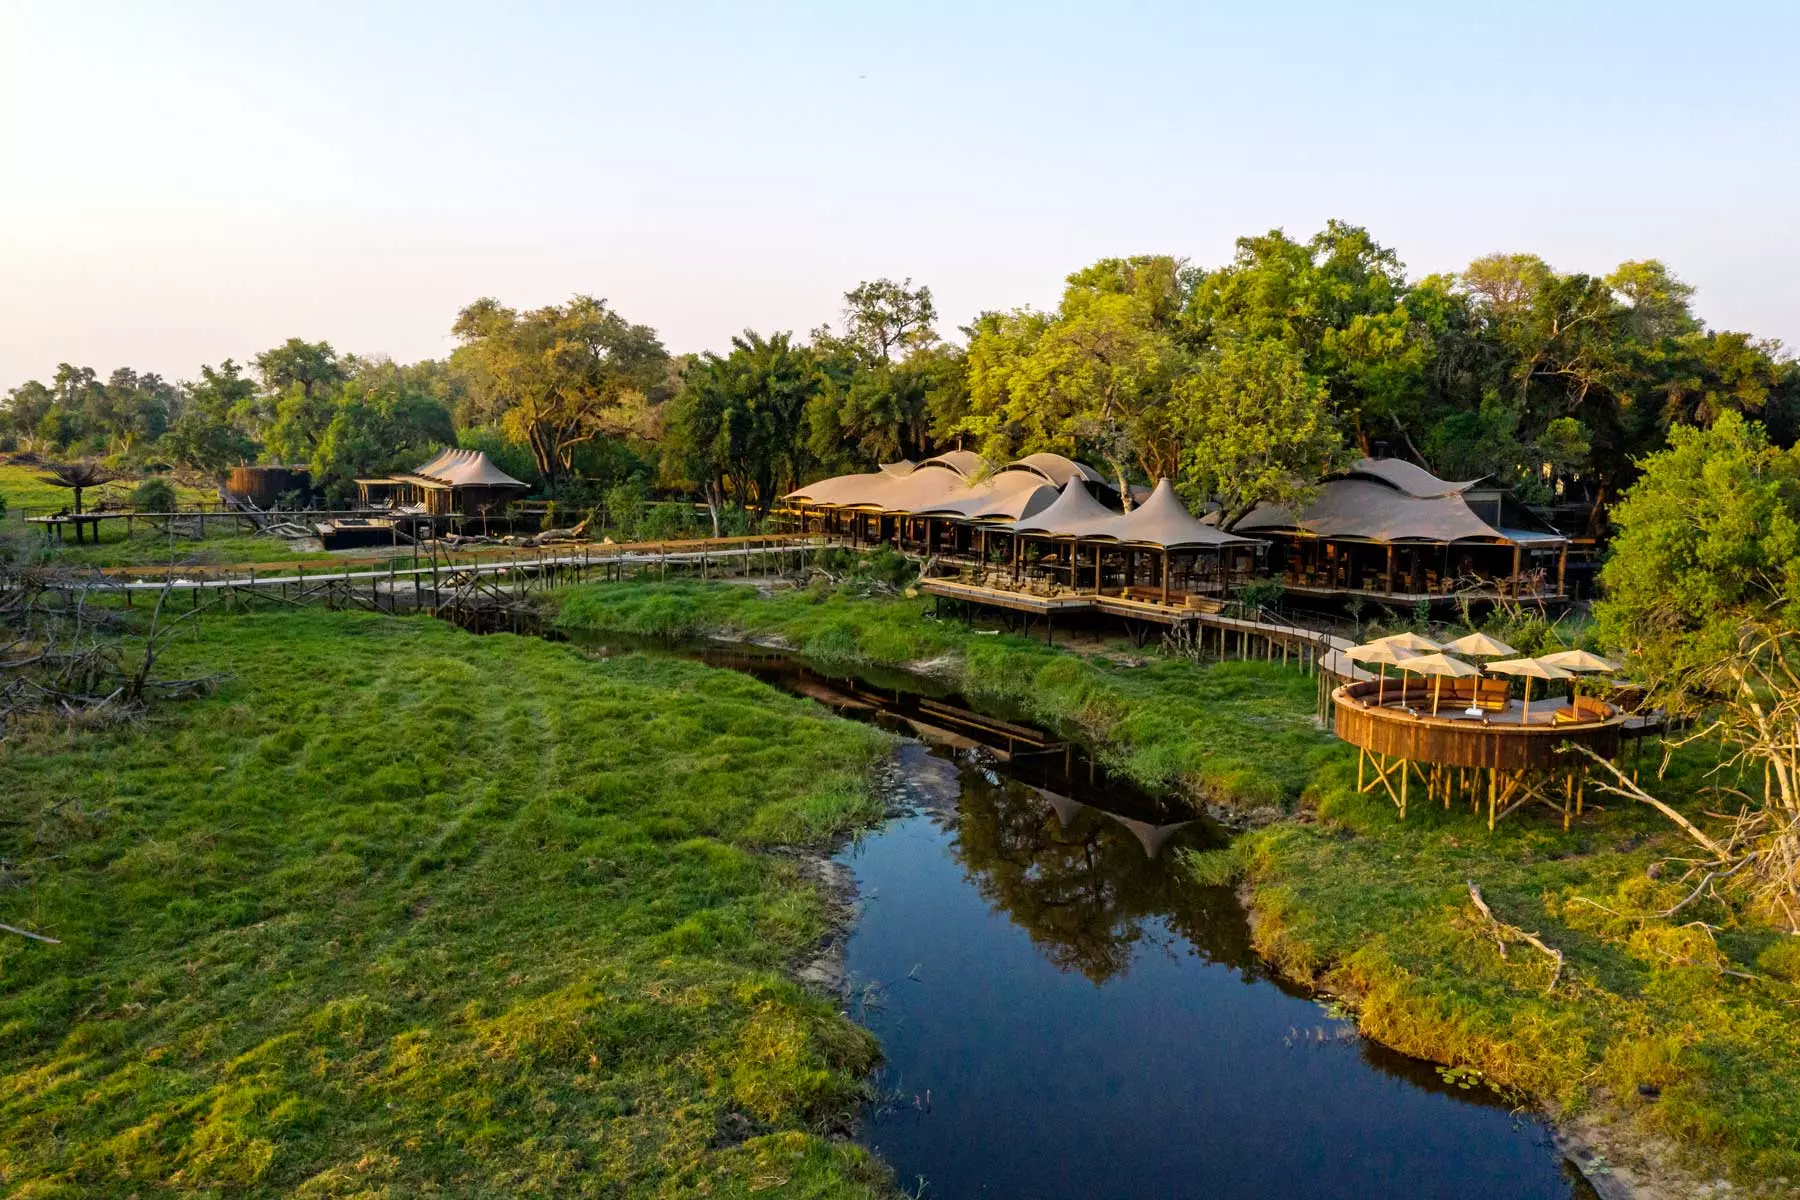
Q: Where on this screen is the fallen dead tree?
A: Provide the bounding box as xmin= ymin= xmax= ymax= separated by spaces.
xmin=431 ymin=517 xmax=591 ymax=551
xmin=0 ymin=563 xmax=217 ymax=737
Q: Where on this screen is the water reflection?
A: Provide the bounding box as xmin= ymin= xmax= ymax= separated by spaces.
xmin=949 ymin=766 xmax=1259 ymax=984
xmin=847 ymin=754 xmax=1594 ymax=1200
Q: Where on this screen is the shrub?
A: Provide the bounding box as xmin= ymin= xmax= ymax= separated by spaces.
xmin=130 ymin=477 xmax=177 ymax=513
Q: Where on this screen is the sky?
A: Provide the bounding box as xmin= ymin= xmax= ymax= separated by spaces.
xmin=3 ymin=0 xmax=1798 ymax=387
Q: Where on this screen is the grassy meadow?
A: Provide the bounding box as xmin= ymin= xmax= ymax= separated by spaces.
xmin=0 ymin=610 xmax=896 ymax=1197
xmin=0 ymin=461 xmax=340 ymax=570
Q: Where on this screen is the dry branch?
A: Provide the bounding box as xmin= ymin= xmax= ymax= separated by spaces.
xmin=1467 ymin=880 xmax=1565 ymax=994
xmin=0 ymin=921 xmax=60 ymax=945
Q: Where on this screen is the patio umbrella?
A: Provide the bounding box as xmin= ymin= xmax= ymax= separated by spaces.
xmin=1397 ymin=651 xmax=1481 ymax=716
xmin=1373 ymin=631 xmax=1443 ymax=653
xmin=1346 ymin=641 xmax=1417 ymax=708
xmin=1535 ymin=648 xmax=1619 ymax=705
xmin=1536 ymin=649 xmax=1619 ymax=673
xmin=1484 ymin=657 xmax=1574 ymax=725
xmin=1443 ymin=632 xmax=1518 ymax=658
xmin=1443 ymin=633 xmax=1518 ymax=715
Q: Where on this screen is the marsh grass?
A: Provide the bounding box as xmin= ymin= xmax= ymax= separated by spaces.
xmin=1234 ymin=747 xmax=1800 ymax=1183
xmin=551 ymin=581 xmax=1344 ymax=809
xmin=0 ymin=610 xmax=895 ymax=1197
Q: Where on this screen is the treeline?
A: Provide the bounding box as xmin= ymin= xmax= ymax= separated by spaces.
xmin=4 ymin=221 xmax=1795 ymax=533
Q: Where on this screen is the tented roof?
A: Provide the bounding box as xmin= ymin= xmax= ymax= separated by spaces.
xmin=1002 ymin=453 xmax=1106 ymax=488
xmin=409 ymin=448 xmax=528 ymax=490
xmin=1106 ymin=479 xmax=1256 ymax=549
xmin=1010 ymin=479 xmax=1118 ymax=537
xmin=787 ymin=457 xmax=1060 ymax=521
xmin=1346 ymin=457 xmax=1482 ymax=498
xmin=787 ymin=453 xmax=1107 ymax=522
xmin=1235 ymin=472 xmax=1565 ymax=546
xmin=916 ymin=450 xmax=991 ymax=479
xmin=1010 ymin=479 xmax=1259 ymax=550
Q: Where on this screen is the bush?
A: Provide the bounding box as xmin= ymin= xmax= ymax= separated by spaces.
xmin=1237 ymin=579 xmax=1286 ymax=613
xmin=130 ymin=477 xmax=177 ymax=513
xmin=604 ymin=481 xmax=647 ymax=539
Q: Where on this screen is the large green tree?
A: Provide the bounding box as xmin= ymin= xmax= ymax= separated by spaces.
xmin=1175 ymin=338 xmax=1351 ymax=528
xmin=663 ymin=331 xmax=820 ymax=532
xmin=1596 ymin=412 xmax=1800 ymax=925
xmin=958 ymin=257 xmax=1191 ymax=503
xmin=450 ymin=296 xmax=669 ymax=488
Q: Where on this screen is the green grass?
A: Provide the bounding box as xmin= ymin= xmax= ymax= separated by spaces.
xmin=1219 ymin=747 xmax=1800 ymax=1184
xmin=0 ymin=461 xmax=213 ymax=514
xmin=0 ymin=610 xmax=896 ymax=1197
xmin=550 ymin=580 xmax=1345 ymax=810
xmin=0 ymin=461 xmax=338 ymax=569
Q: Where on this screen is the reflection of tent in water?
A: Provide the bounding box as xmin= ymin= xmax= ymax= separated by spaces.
xmin=1033 ymin=786 xmax=1193 ymax=860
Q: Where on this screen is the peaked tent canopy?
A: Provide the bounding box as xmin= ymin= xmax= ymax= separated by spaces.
xmin=1106 ymin=479 xmax=1258 ymax=550
xmin=1009 ymin=479 xmax=1118 ymax=538
xmin=410 ymin=448 xmax=528 ymax=490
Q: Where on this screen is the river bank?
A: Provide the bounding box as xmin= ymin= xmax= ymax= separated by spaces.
xmin=548 ymin=579 xmax=1800 ymax=1196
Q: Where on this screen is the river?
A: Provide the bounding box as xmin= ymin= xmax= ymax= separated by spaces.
xmin=574 ymin=637 xmax=1597 ymax=1199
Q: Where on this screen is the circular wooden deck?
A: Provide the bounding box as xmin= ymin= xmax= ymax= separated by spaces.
xmin=1332 ymin=678 xmax=1626 ymax=771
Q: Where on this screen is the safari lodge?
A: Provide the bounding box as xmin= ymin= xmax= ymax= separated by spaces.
xmin=783 ymin=453 xmax=1571 ymax=624
xmin=1234 ymin=458 xmax=1571 ymax=604
xmin=782 ymin=452 xmax=1264 ymax=638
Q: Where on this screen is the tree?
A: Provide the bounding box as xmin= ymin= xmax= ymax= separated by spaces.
xmin=306 ymin=370 xmax=457 ymax=503
xmin=841 ymin=278 xmax=937 ymax=362
xmin=1595 ymin=412 xmax=1800 ymax=926
xmin=160 ymin=410 xmax=255 ymax=474
xmin=958 ymin=259 xmax=1190 ymax=505
xmin=662 ymin=331 xmax=819 ymax=534
xmin=451 ymin=296 xmax=669 ymax=488
xmin=254 ymin=339 xmax=346 ymax=400
xmin=1174 ymin=338 xmax=1351 ymax=529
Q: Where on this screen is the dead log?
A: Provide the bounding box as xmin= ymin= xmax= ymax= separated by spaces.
xmin=1467 ymin=880 xmax=1565 ymax=994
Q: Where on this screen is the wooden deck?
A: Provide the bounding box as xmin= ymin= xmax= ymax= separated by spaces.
xmin=1333 ymin=679 xmax=1624 ymax=772
xmin=917 ymin=577 xmax=1095 ymax=615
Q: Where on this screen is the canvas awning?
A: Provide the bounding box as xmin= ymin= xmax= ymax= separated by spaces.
xmin=1009 ymin=479 xmax=1117 ymax=537
xmin=1105 ymin=479 xmax=1257 ymax=550
xmin=412 ymin=448 xmax=528 ymax=489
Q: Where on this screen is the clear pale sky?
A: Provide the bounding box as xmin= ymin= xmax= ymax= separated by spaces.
xmin=3 ymin=0 xmax=1797 ymax=387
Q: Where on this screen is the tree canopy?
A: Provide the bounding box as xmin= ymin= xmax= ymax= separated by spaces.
xmin=0 ymin=223 xmax=1793 ymax=536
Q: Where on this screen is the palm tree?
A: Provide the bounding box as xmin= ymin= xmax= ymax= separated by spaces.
xmin=39 ymin=461 xmax=117 ymax=515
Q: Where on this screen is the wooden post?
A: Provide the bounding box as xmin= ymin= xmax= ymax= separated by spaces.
xmin=1556 ymin=542 xmax=1568 ymax=597
xmin=1161 ymin=550 xmax=1170 ymax=605
xmin=1094 ymin=543 xmax=1102 ymax=594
